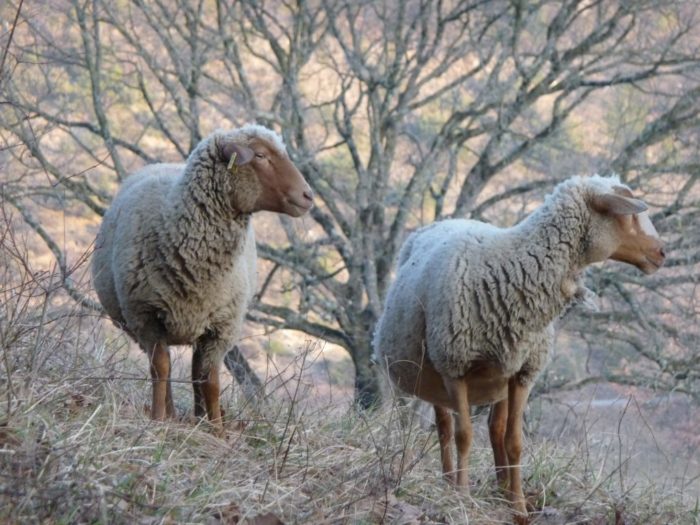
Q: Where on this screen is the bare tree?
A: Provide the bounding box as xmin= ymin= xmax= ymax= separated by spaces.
xmin=2 ymin=0 xmax=699 ymax=407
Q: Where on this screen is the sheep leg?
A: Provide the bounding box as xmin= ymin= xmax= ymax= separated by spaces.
xmin=165 ymin=374 xmax=176 ymax=419
xmin=488 ymin=398 xmax=509 ymax=488
xmin=505 ymin=378 xmax=529 ymax=523
xmin=202 ymin=365 xmax=223 ymax=426
xmin=434 ymin=405 xmax=455 ymax=483
xmin=446 ymin=379 xmax=472 ymax=490
xmin=191 ymin=348 xmax=207 ymax=419
xmin=191 ymin=345 xmax=224 ymax=434
xmin=149 ymin=342 xmax=170 ymax=421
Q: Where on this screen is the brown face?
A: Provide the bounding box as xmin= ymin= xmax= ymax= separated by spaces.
xmin=220 ymin=136 xmax=314 ymax=217
xmin=591 ymin=185 xmax=665 ymax=275
xmin=608 ymin=210 xmax=665 ymax=274
xmin=247 ymin=138 xmax=314 ymax=217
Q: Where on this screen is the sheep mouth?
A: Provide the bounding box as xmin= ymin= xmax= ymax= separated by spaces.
xmin=642 ymin=255 xmax=664 ymax=274
xmin=287 ymin=198 xmax=313 ymax=215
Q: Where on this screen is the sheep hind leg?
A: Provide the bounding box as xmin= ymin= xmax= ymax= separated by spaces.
xmin=434 ymin=405 xmax=455 ymax=483
xmin=191 ymin=346 xmax=224 ymax=435
xmin=505 ymin=378 xmax=530 ymax=524
xmin=488 ymin=398 xmax=509 ymax=489
xmin=191 ymin=347 xmax=207 ymax=419
xmin=446 ymin=379 xmax=472 ymax=490
xmin=149 ymin=342 xmax=171 ymax=421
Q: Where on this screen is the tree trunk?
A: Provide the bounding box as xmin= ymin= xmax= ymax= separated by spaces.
xmin=349 ymin=317 xmax=380 ymax=408
xmin=223 ymin=345 xmax=263 ymax=401
xmin=353 ymin=352 xmax=381 ymax=409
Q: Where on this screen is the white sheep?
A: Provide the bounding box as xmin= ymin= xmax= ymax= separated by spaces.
xmin=92 ymin=124 xmax=313 ymax=432
xmin=373 ymin=175 xmax=665 ymax=522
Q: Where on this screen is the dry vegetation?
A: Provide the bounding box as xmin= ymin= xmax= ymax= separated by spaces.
xmin=1 ymin=225 xmax=698 ymax=524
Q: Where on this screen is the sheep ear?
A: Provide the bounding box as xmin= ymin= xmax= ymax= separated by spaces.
xmin=590 ymin=193 xmax=648 ymax=216
xmin=220 ymin=141 xmax=254 ymax=166
xmin=612 ymin=185 xmax=634 ymax=198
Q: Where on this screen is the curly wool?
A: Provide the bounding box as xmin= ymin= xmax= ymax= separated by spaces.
xmin=373 ymin=175 xmax=622 ymax=390
xmin=92 ymin=124 xmax=285 ymax=367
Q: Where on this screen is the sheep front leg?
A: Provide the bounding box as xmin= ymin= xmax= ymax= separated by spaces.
xmin=488 ymin=398 xmax=509 ymax=488
xmin=505 ymin=378 xmax=530 ymax=523
xmin=446 ymin=379 xmax=472 ymax=489
xmin=149 ymin=342 xmax=171 ymax=421
xmin=434 ymin=405 xmax=455 ymax=483
xmin=203 ymin=366 xmax=223 ymax=425
xmin=192 ymin=338 xmax=225 ymax=435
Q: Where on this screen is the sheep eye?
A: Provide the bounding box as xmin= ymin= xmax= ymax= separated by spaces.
xmin=255 ymin=152 xmax=265 ymax=159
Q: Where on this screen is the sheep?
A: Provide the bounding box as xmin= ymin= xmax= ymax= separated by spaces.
xmin=91 ymin=124 xmax=313 ymax=433
xmin=373 ymin=175 xmax=665 ymax=522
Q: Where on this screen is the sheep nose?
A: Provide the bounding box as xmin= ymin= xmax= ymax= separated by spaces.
xmin=303 ymin=189 xmax=314 ymax=203
xmin=659 ymin=247 xmax=666 ymax=259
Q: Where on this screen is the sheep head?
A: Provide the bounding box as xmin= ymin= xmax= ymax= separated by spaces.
xmin=219 ymin=136 xmax=313 ymax=218
xmin=587 ymin=184 xmax=665 ymax=274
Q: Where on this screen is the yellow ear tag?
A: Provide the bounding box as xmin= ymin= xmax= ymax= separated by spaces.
xmin=227 ymin=152 xmax=238 ymax=175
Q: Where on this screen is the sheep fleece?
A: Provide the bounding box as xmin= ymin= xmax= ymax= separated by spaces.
xmin=92 ymin=136 xmax=257 ymax=366
xmin=373 ymin=177 xmax=608 ymax=393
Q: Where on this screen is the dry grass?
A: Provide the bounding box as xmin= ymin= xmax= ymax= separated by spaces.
xmin=1 ymin=269 xmax=698 ymax=524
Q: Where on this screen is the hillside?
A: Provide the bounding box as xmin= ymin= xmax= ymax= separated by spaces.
xmin=0 ymin=286 xmax=697 ymax=524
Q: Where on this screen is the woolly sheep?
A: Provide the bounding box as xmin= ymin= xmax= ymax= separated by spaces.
xmin=92 ymin=124 xmax=313 ymax=432
xmin=373 ymin=175 xmax=665 ymax=521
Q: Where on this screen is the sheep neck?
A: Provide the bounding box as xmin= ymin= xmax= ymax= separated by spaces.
xmin=161 ymin=163 xmax=251 ymax=288
xmin=505 ymin=192 xmax=589 ymax=324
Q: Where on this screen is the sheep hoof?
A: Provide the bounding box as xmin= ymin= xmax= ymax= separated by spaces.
xmin=143 ymin=403 xmax=179 ymax=421
xmin=455 ymin=481 xmax=471 ymax=496
xmin=512 ymin=514 xmax=529 ymax=525
xmin=192 ymin=416 xmax=225 ymax=437
xmin=511 ymin=500 xmax=529 ymax=525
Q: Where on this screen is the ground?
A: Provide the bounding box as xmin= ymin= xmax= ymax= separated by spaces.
xmin=0 ymin=300 xmax=698 ymax=524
